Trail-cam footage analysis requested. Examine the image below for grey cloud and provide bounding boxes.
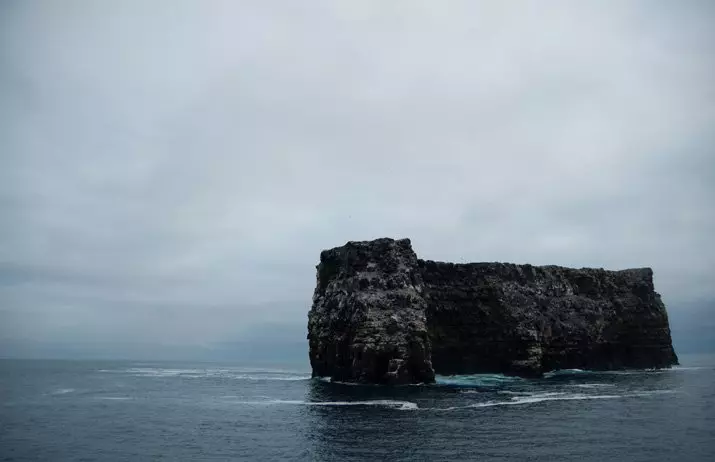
[1,0,714,356]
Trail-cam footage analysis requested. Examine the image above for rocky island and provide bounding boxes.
[307,238,678,384]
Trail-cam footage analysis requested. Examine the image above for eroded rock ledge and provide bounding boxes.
[307,238,678,384]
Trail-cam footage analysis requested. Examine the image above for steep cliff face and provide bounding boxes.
[308,238,678,383]
[308,238,435,384]
[420,261,678,377]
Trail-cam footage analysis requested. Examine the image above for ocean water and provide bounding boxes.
[1,355,714,461]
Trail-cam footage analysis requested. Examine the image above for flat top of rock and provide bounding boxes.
[320,237,652,276]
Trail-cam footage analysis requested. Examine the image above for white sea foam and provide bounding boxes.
[51,388,75,395]
[571,383,616,389]
[317,374,517,387]
[601,370,667,376]
[106,367,312,381]
[315,377,431,387]
[236,399,418,410]
[511,392,567,398]
[227,367,311,374]
[473,393,623,407]
[543,369,588,377]
[436,374,522,387]
[629,389,676,395]
[433,389,675,411]
[544,368,676,378]
[239,390,671,412]
[232,374,312,381]
[496,390,542,396]
[310,400,418,410]
[125,368,205,377]
[500,390,674,406]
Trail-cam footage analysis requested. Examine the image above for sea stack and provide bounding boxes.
[307,238,678,384]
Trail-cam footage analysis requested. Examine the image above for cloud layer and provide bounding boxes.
[1,1,713,355]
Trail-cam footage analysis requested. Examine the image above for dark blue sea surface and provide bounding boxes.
[1,355,714,461]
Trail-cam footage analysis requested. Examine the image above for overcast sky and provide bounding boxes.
[1,0,714,357]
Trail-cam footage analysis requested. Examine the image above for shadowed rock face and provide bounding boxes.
[421,261,679,377]
[308,238,434,384]
[308,238,678,384]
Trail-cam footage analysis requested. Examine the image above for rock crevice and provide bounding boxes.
[308,238,678,384]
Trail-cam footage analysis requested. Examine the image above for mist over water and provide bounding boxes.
[1,355,713,461]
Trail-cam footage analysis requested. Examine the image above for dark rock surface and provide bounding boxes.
[308,238,678,384]
[308,238,434,384]
[421,261,678,377]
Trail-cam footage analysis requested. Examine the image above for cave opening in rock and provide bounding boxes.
[375,354,389,383]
